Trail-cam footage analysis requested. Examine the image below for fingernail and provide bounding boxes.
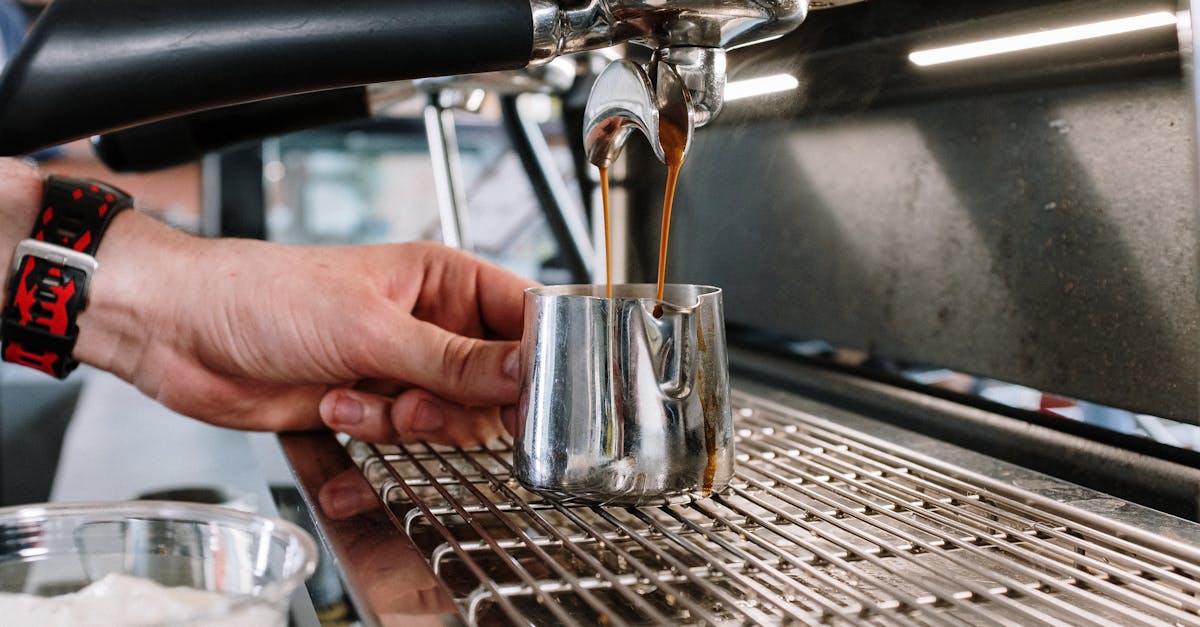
[412,401,445,433]
[334,396,364,426]
[503,348,521,381]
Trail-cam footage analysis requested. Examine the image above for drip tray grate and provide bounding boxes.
[345,391,1200,626]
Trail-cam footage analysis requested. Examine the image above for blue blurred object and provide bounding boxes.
[0,0,60,161]
[1077,401,1139,435]
[0,0,25,62]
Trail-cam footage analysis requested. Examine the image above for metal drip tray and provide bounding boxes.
[343,391,1200,626]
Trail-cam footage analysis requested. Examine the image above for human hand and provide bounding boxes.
[76,212,536,445]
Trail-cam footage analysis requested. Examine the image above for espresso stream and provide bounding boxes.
[599,166,614,299]
[598,119,686,304]
[656,119,686,303]
[597,119,717,496]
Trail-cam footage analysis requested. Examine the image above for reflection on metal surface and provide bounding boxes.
[343,391,1200,625]
[910,11,1179,66]
[724,74,800,101]
[279,432,461,626]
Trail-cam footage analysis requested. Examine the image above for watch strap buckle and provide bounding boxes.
[12,239,98,283]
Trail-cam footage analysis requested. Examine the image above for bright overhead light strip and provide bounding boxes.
[724,74,800,101]
[909,11,1178,67]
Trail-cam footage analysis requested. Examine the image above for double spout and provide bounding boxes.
[583,47,720,168]
[541,1,809,166]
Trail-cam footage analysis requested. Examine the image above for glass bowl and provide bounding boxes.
[0,501,317,626]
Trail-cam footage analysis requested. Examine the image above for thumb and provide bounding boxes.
[382,318,522,407]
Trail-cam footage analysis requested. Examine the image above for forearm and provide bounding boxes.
[1,158,528,441]
[75,209,201,381]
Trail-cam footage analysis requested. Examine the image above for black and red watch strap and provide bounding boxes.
[2,176,132,378]
[35,176,132,254]
[3,258,89,376]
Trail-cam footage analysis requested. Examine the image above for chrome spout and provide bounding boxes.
[583,57,694,168]
[659,47,727,127]
[579,1,808,167]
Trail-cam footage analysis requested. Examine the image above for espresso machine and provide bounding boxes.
[2,0,1200,625]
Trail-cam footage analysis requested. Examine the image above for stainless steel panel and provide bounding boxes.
[730,348,1200,521]
[622,0,1200,422]
[279,432,460,626]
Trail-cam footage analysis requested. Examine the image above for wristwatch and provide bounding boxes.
[2,176,133,378]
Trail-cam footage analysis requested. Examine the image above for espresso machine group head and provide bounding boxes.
[529,1,810,166]
[0,0,813,159]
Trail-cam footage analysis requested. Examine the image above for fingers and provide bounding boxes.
[403,242,536,340]
[320,387,506,447]
[353,378,405,397]
[392,389,505,445]
[320,388,397,440]
[374,317,521,407]
[353,243,533,407]
[149,357,328,433]
[471,257,539,340]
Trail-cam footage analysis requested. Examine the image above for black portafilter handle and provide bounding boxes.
[0,0,534,155]
[92,88,370,173]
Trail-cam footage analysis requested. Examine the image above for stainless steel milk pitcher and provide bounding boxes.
[514,284,734,505]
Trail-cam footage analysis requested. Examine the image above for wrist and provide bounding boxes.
[74,210,201,379]
[0,160,46,282]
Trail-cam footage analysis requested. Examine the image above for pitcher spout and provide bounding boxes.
[640,298,697,400]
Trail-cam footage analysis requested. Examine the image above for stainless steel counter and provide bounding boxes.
[280,376,1200,626]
